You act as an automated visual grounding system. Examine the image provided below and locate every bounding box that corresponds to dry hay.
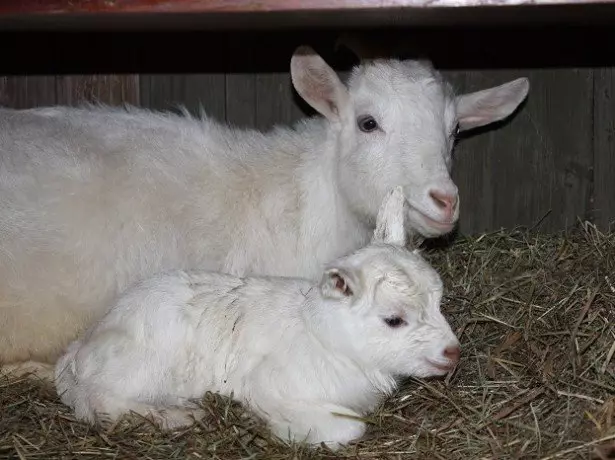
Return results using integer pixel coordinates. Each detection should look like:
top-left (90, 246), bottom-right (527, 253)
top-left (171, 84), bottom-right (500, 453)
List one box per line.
top-left (1, 222), bottom-right (615, 460)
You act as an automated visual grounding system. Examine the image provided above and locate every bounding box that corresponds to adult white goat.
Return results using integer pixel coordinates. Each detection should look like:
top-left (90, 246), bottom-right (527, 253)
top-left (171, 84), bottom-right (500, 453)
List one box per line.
top-left (0, 44), bottom-right (528, 373)
top-left (54, 186), bottom-right (460, 449)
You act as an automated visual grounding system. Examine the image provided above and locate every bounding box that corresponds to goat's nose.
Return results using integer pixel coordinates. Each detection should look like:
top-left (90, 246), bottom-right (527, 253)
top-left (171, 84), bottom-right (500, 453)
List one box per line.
top-left (429, 190), bottom-right (458, 221)
top-left (442, 345), bottom-right (461, 365)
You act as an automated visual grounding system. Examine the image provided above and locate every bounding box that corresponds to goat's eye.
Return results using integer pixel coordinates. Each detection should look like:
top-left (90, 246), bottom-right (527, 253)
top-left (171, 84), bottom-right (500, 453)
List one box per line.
top-left (383, 316), bottom-right (407, 328)
top-left (358, 115), bottom-right (379, 133)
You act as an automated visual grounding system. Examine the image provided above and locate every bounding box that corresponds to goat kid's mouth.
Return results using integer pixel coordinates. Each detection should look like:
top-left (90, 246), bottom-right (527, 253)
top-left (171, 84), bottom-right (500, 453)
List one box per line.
top-left (425, 358), bottom-right (456, 374)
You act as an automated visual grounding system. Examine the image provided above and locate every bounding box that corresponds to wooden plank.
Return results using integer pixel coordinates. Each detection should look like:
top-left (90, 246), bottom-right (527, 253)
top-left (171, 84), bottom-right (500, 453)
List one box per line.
top-left (225, 38), bottom-right (256, 129)
top-left (592, 68), bottom-right (615, 231)
top-left (55, 74), bottom-right (139, 106)
top-left (446, 69), bottom-right (594, 235)
top-left (140, 74), bottom-right (226, 121)
top-left (1, 0), bottom-right (614, 15)
top-left (226, 73), bottom-right (256, 128)
top-left (0, 76), bottom-right (56, 108)
top-left (228, 38), bottom-right (342, 129)
top-left (255, 72), bottom-right (306, 132)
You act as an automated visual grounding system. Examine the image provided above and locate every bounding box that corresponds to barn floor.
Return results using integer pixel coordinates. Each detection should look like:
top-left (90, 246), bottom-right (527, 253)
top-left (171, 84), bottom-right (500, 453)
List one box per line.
top-left (1, 223), bottom-right (614, 460)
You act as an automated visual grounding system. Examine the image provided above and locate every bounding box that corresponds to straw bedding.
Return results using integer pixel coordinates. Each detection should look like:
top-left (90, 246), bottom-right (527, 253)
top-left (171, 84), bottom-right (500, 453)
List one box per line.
top-left (1, 222), bottom-right (614, 459)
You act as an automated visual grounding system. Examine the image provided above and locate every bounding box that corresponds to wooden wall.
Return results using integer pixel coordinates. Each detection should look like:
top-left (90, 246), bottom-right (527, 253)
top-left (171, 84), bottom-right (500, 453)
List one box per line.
top-left (1, 28), bottom-right (614, 236)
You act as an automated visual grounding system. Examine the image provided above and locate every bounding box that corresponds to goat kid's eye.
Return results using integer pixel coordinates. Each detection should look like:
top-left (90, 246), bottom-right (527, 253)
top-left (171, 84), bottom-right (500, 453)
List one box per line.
top-left (383, 316), bottom-right (407, 328)
top-left (357, 115), bottom-right (379, 133)
top-left (452, 122), bottom-right (460, 138)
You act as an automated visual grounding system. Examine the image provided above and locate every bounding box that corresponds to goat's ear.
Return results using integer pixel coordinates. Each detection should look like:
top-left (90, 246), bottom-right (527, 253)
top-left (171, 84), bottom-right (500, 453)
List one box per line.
top-left (291, 46), bottom-right (350, 122)
top-left (319, 267), bottom-right (360, 300)
top-left (456, 77), bottom-right (530, 132)
top-left (372, 186), bottom-right (407, 247)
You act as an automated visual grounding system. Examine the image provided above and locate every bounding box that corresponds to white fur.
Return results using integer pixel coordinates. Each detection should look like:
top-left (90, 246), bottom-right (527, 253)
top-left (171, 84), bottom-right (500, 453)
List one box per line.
top-left (54, 187), bottom-right (460, 449)
top-left (0, 46), bottom-right (528, 367)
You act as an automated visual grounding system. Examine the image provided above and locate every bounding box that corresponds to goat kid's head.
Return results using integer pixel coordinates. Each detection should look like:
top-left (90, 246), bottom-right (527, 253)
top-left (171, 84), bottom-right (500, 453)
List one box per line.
top-left (318, 186), bottom-right (460, 379)
top-left (291, 44), bottom-right (529, 239)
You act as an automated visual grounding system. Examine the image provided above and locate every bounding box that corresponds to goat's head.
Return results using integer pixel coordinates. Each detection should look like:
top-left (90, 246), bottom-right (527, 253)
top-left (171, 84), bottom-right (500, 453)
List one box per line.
top-left (291, 42), bottom-right (529, 239)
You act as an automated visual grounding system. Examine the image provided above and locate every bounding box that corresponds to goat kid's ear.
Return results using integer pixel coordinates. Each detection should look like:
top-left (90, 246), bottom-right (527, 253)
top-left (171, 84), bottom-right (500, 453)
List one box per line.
top-left (407, 230), bottom-right (425, 252)
top-left (455, 77), bottom-right (530, 132)
top-left (291, 46), bottom-right (350, 122)
top-left (372, 186), bottom-right (407, 247)
top-left (320, 267), bottom-right (360, 300)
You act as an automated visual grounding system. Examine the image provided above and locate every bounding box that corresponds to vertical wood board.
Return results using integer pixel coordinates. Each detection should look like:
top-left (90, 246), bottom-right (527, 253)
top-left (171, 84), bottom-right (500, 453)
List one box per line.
top-left (0, 76), bottom-right (56, 108)
top-left (444, 71), bottom-right (497, 234)
top-left (55, 75), bottom-right (140, 106)
top-left (225, 38), bottom-right (256, 129)
top-left (255, 72), bottom-right (307, 132)
top-left (140, 74), bottom-right (226, 121)
top-left (593, 68), bottom-right (615, 231)
top-left (445, 68), bottom-right (594, 234)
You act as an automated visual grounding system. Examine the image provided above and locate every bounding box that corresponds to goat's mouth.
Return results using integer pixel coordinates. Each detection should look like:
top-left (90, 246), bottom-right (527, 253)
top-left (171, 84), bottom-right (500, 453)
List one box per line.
top-left (412, 209), bottom-right (456, 233)
top-left (422, 214), bottom-right (455, 231)
top-left (404, 197), bottom-right (457, 237)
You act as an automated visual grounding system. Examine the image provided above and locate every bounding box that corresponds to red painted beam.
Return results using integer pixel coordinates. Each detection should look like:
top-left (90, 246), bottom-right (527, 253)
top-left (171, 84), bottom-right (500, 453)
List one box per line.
top-left (1, 0), bottom-right (614, 15)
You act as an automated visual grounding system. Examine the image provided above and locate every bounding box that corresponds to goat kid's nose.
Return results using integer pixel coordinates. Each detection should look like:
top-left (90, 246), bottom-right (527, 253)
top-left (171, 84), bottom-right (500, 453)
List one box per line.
top-left (429, 190), bottom-right (458, 221)
top-left (442, 345), bottom-right (461, 365)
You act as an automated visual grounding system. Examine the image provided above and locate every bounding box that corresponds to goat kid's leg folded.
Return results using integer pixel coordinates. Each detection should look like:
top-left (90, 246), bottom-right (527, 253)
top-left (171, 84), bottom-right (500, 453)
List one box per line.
top-left (261, 400), bottom-right (366, 449)
top-left (63, 385), bottom-right (205, 431)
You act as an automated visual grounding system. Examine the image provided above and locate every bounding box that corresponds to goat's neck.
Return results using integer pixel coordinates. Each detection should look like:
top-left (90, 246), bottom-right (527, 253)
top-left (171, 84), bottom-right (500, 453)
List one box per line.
top-left (292, 126), bottom-right (372, 272)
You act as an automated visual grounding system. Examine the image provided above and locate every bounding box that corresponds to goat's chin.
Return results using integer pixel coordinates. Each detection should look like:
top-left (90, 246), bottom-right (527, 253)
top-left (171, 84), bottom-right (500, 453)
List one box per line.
top-left (408, 214), bottom-right (456, 239)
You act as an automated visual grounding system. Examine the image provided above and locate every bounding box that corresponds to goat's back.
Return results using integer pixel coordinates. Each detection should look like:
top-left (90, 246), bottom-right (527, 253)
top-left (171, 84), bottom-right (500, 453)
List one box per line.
top-left (0, 105), bottom-right (309, 364)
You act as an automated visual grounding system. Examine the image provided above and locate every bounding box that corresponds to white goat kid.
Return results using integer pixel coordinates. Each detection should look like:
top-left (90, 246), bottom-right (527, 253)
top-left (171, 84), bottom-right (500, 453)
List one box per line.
top-left (0, 45), bottom-right (526, 372)
top-left (54, 186), bottom-right (460, 449)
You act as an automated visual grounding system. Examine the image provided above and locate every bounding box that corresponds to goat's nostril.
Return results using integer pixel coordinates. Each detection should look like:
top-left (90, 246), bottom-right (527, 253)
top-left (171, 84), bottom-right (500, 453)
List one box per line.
top-left (429, 190), bottom-right (457, 211)
top-left (443, 345), bottom-right (461, 363)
